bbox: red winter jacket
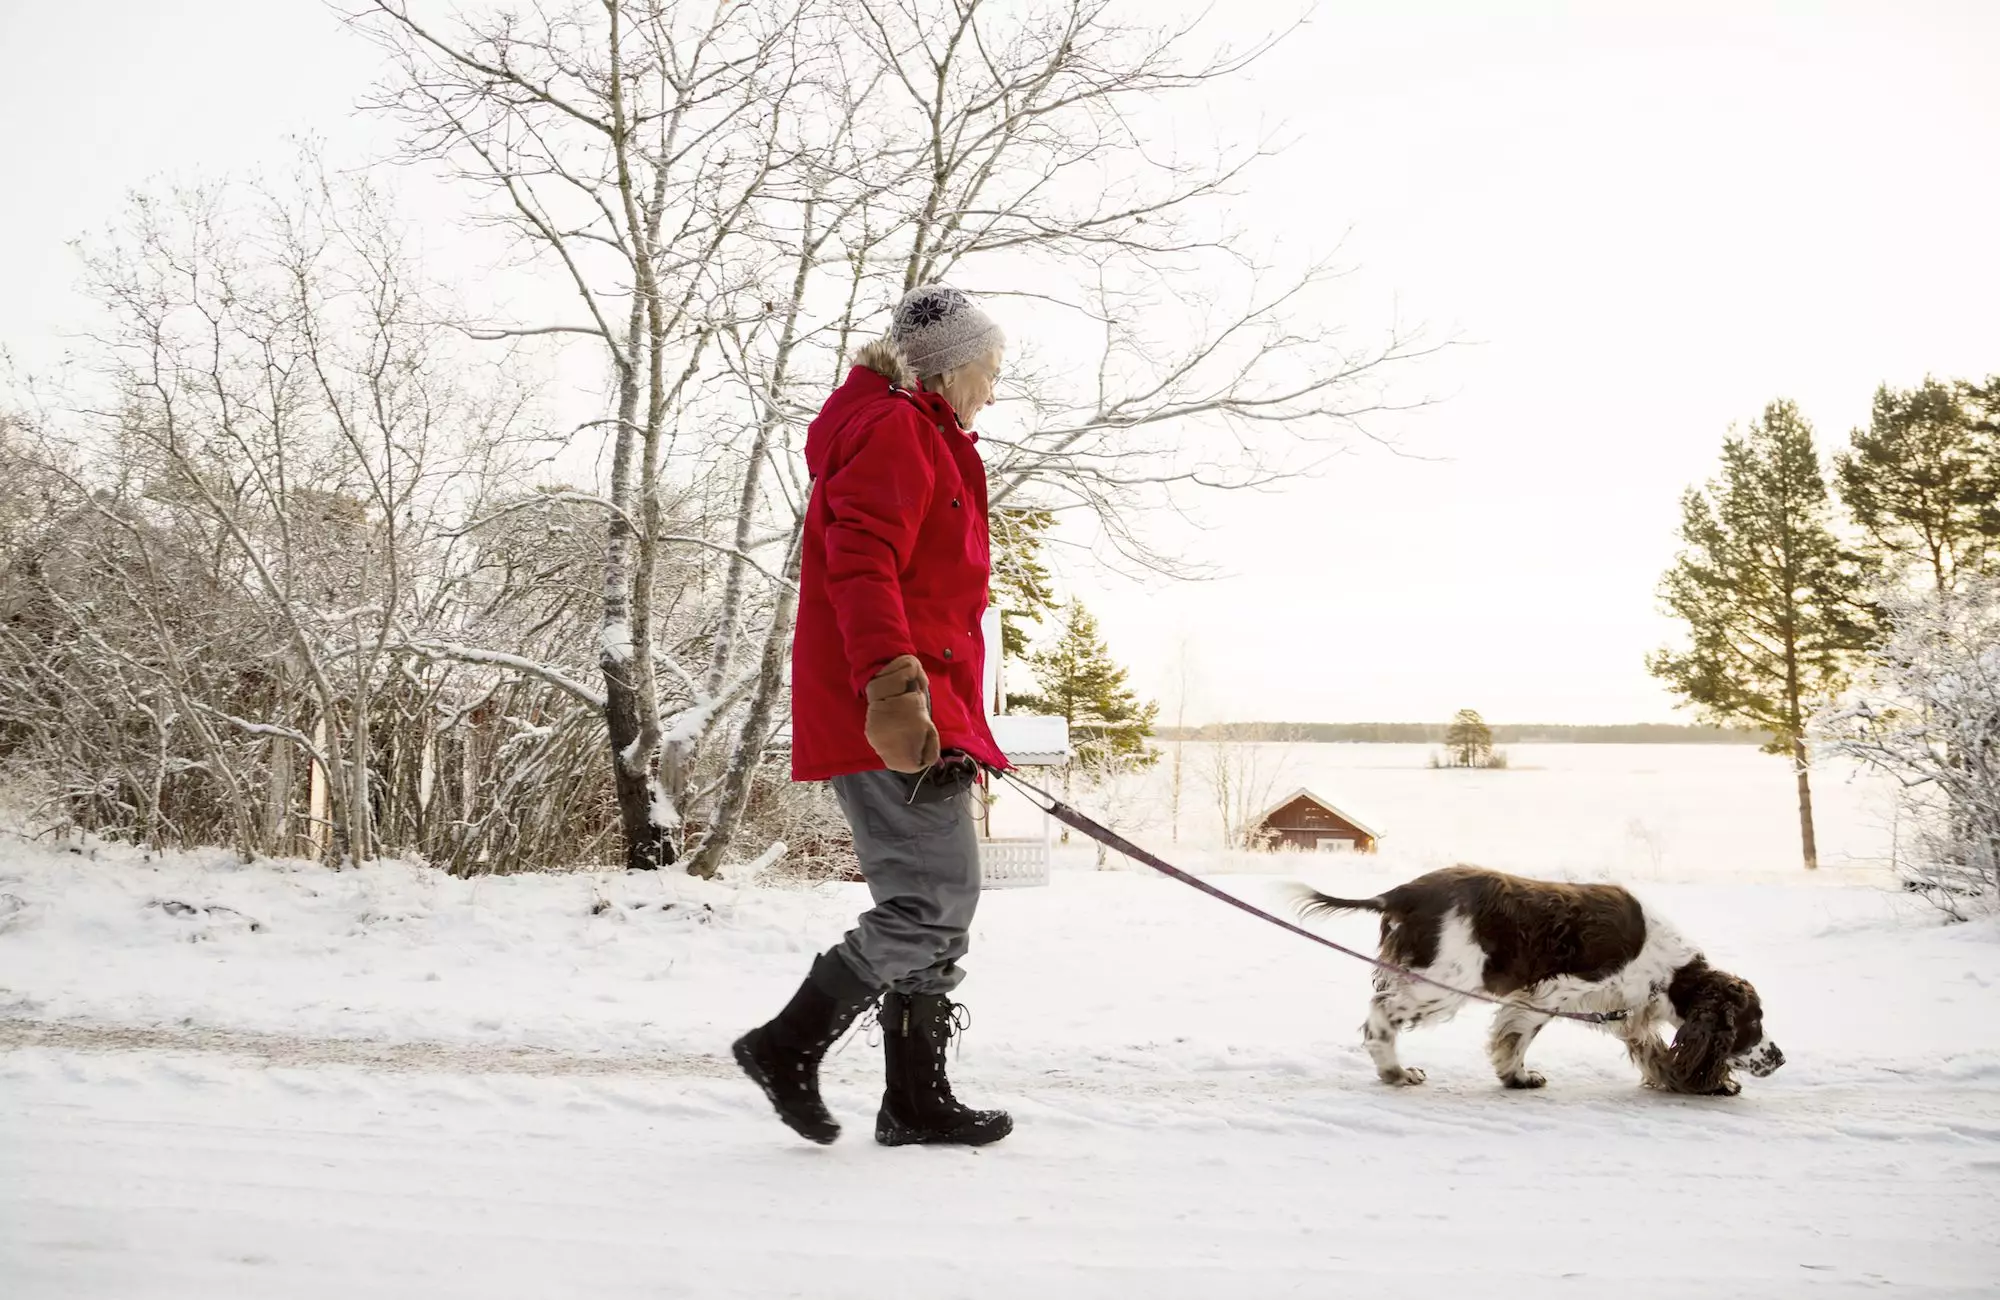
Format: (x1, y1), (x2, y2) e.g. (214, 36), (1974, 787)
(790, 338), (1006, 781)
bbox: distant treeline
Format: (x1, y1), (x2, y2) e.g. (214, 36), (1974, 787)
(1156, 723), (1771, 745)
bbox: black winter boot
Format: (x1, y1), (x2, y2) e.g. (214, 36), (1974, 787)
(733, 951), (880, 1144)
(875, 991), (1013, 1147)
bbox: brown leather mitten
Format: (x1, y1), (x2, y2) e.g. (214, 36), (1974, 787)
(864, 654), (942, 774)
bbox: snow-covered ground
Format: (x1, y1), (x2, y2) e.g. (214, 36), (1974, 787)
(3, 745), (1997, 1297)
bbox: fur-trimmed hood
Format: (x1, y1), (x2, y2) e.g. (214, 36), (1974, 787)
(804, 336), (954, 481)
(849, 335), (917, 390)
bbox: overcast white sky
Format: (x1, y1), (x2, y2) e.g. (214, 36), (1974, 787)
(3, 1), (1996, 726)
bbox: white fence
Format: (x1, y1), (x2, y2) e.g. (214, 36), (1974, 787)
(978, 837), (1050, 889)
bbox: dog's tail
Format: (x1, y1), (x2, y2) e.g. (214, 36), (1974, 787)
(1289, 883), (1386, 920)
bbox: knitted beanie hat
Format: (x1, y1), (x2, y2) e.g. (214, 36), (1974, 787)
(889, 283), (1006, 381)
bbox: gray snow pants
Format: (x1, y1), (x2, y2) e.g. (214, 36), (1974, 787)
(827, 768), (981, 996)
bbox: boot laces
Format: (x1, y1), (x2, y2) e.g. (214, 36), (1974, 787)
(831, 992), (885, 1056)
(874, 996), (973, 1059)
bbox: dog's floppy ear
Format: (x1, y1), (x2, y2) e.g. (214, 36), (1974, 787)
(1666, 1002), (1737, 1095)
(1665, 961), (1745, 1095)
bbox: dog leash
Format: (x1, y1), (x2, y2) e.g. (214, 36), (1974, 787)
(992, 768), (1628, 1027)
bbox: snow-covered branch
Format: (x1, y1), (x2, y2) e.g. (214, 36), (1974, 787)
(396, 641), (607, 710)
(1818, 577), (2000, 916)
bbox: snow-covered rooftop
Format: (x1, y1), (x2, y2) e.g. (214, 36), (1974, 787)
(1252, 786), (1381, 839)
(989, 713), (1070, 767)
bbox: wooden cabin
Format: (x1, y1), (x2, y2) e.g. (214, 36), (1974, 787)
(1251, 788), (1380, 853)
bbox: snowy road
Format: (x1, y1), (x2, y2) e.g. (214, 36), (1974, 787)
(5, 1020), (1999, 1299)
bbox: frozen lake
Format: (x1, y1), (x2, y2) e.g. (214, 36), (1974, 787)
(987, 741), (1903, 883)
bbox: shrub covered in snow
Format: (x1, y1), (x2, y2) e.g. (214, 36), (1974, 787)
(1820, 577), (2000, 917)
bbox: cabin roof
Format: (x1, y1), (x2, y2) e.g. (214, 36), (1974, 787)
(1252, 787), (1381, 840)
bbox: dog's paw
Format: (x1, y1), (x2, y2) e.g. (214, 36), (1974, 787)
(1379, 1066), (1427, 1086)
(1502, 1070), (1547, 1090)
(1708, 1078), (1742, 1098)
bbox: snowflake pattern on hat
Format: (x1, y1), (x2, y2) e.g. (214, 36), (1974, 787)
(895, 285), (972, 333)
(888, 283), (1004, 380)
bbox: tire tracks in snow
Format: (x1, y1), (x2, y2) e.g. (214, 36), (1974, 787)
(8, 1014), (1999, 1149)
(0, 1014), (1732, 1142)
(0, 1016), (1323, 1099)
(0, 1016), (735, 1079)
(0, 1014), (1687, 1120)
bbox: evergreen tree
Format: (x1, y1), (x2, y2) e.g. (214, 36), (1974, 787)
(1444, 709), (1494, 768)
(1833, 379), (1991, 595)
(1959, 374), (2000, 547)
(988, 507), (1057, 659)
(1648, 399), (1869, 869)
(1011, 600), (1160, 778)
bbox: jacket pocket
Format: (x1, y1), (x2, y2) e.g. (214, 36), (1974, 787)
(906, 617), (979, 674)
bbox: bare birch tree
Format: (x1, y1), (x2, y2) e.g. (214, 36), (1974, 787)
(346, 0), (1434, 878)
(353, 0), (818, 870)
(838, 0), (1440, 574)
(1166, 637), (1197, 843)
(1206, 734), (1292, 850)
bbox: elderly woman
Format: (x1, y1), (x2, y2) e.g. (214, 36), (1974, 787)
(733, 285), (1013, 1148)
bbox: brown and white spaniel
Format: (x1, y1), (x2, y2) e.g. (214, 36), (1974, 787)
(1296, 866), (1784, 1095)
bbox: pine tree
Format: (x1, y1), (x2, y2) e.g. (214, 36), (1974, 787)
(1011, 600), (1160, 799)
(1648, 399), (1869, 869)
(1959, 375), (2000, 548)
(1444, 709), (1494, 768)
(989, 507), (1058, 659)
(1833, 379), (1991, 595)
